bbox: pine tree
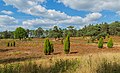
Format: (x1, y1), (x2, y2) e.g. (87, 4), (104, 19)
(44, 38), (54, 55)
(7, 42), (9, 47)
(50, 42), (54, 53)
(64, 35), (70, 54)
(98, 37), (103, 48)
(107, 38), (113, 48)
(13, 41), (16, 47)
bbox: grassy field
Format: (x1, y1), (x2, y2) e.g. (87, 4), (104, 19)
(0, 36), (120, 73)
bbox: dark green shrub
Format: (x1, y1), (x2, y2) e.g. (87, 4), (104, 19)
(61, 39), (64, 44)
(44, 38), (54, 55)
(13, 41), (15, 47)
(64, 35), (70, 54)
(28, 38), (32, 41)
(107, 38), (113, 48)
(10, 42), (12, 47)
(98, 37), (103, 48)
(7, 42), (10, 47)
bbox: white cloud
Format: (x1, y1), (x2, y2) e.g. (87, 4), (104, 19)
(83, 13), (102, 23)
(23, 13), (102, 29)
(116, 11), (120, 15)
(58, 0), (120, 12)
(3, 0), (102, 29)
(3, 0), (70, 21)
(0, 15), (18, 31)
(1, 10), (13, 15)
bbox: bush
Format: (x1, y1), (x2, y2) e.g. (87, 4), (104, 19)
(13, 41), (16, 47)
(28, 38), (32, 41)
(64, 35), (70, 54)
(7, 42), (10, 47)
(98, 37), (103, 48)
(107, 38), (113, 48)
(10, 42), (12, 47)
(44, 38), (54, 55)
(61, 39), (64, 44)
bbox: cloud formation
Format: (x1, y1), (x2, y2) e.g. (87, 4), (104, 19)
(0, 15), (18, 31)
(23, 13), (102, 29)
(1, 10), (13, 15)
(3, 0), (102, 29)
(58, 0), (120, 12)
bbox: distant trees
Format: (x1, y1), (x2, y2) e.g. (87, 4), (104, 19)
(0, 21), (120, 39)
(35, 27), (44, 38)
(67, 26), (77, 37)
(48, 26), (63, 40)
(14, 27), (27, 40)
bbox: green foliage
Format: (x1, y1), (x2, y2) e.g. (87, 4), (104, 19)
(10, 43), (12, 47)
(14, 27), (27, 40)
(64, 35), (70, 54)
(28, 38), (32, 41)
(98, 38), (103, 48)
(44, 38), (54, 55)
(107, 38), (113, 48)
(13, 41), (15, 47)
(61, 39), (64, 44)
(35, 27), (44, 38)
(7, 41), (16, 47)
(50, 42), (54, 53)
(7, 42), (10, 47)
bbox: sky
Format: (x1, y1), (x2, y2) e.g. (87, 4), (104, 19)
(0, 0), (120, 31)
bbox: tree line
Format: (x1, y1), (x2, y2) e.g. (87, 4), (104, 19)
(0, 21), (120, 40)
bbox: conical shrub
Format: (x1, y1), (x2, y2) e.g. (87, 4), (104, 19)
(13, 41), (16, 47)
(107, 38), (113, 48)
(7, 42), (10, 47)
(64, 35), (70, 54)
(44, 38), (54, 55)
(98, 37), (103, 48)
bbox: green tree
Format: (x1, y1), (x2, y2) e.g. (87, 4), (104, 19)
(98, 37), (103, 48)
(14, 27), (27, 40)
(35, 27), (44, 38)
(50, 42), (54, 53)
(67, 26), (77, 37)
(107, 38), (113, 48)
(48, 26), (63, 40)
(64, 35), (70, 54)
(44, 38), (54, 55)
(3, 30), (11, 39)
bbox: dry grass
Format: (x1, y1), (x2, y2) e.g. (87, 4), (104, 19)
(0, 36), (120, 72)
(0, 52), (120, 73)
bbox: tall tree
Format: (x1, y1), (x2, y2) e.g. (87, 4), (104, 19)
(14, 27), (27, 40)
(35, 27), (44, 38)
(3, 30), (11, 39)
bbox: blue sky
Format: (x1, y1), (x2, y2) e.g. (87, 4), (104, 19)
(0, 0), (120, 31)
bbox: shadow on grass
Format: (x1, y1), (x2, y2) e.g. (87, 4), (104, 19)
(0, 56), (42, 64)
(96, 59), (120, 73)
(70, 52), (78, 54)
(53, 52), (61, 55)
(0, 49), (13, 52)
